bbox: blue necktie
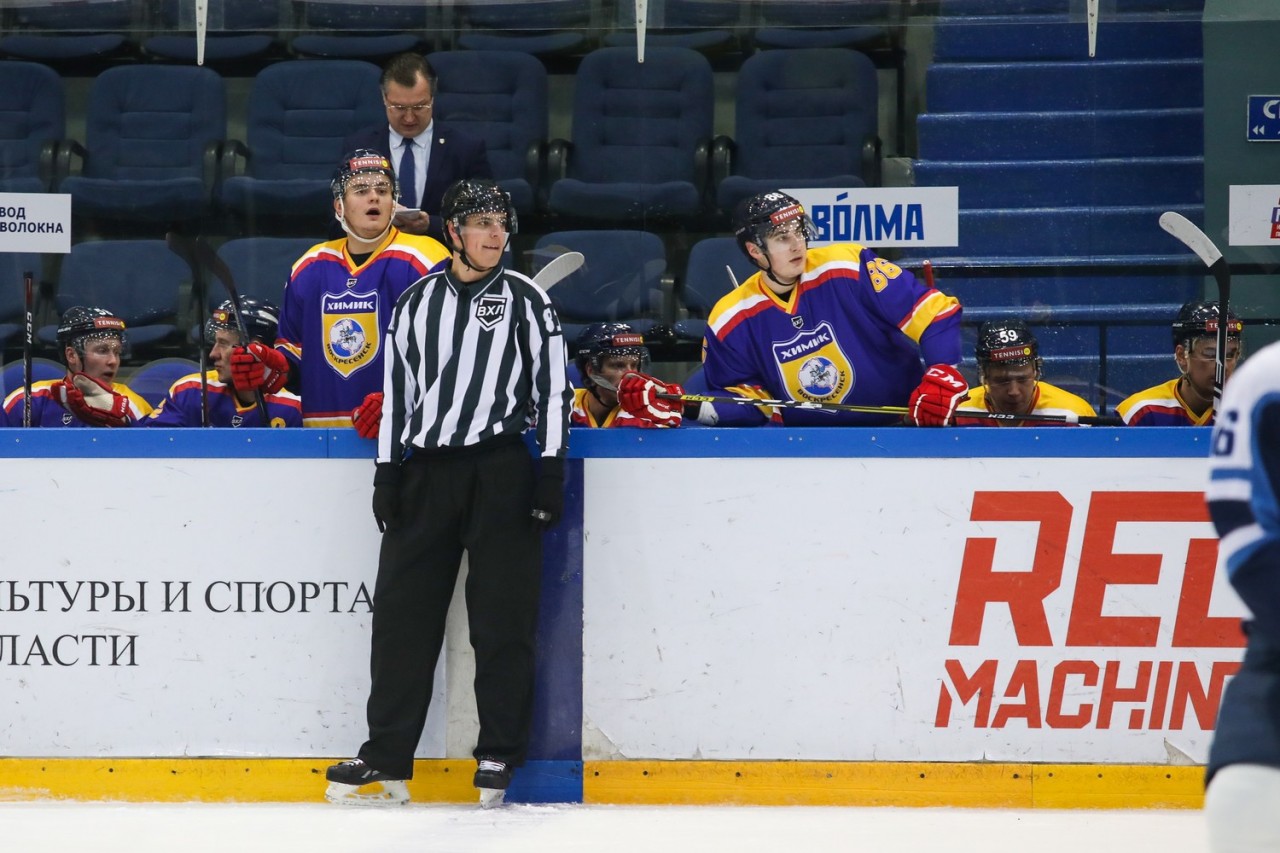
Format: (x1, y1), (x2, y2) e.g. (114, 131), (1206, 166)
(398, 138), (417, 209)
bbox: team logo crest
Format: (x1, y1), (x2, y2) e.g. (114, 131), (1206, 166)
(322, 290), (379, 378)
(771, 321), (854, 404)
(475, 293), (509, 331)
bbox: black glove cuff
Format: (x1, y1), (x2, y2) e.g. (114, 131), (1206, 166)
(373, 462), (402, 487)
(539, 456), (565, 481)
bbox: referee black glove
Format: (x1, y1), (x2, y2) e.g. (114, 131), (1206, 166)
(531, 457), (564, 530)
(372, 462), (402, 533)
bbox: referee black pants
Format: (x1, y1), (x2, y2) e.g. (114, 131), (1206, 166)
(357, 438), (541, 779)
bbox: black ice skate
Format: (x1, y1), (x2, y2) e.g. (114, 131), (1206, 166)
(324, 758), (409, 806)
(473, 758), (512, 809)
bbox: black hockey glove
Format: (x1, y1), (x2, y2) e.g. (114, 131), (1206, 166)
(531, 457), (565, 530)
(372, 462), (402, 533)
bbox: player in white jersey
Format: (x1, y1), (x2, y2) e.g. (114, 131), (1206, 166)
(1204, 339), (1280, 852)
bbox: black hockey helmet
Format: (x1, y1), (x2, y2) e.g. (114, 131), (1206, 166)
(1171, 300), (1242, 348)
(732, 191), (817, 257)
(57, 306), (127, 358)
(976, 319), (1041, 372)
(331, 148), (398, 201)
(205, 296), (280, 346)
(574, 322), (650, 386)
(439, 178), (517, 253)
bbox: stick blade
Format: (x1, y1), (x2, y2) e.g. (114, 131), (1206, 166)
(532, 251), (585, 290)
(1158, 211), (1223, 268)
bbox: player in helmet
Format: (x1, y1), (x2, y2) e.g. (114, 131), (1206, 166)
(265, 148), (450, 429)
(1, 306), (151, 427)
(326, 176), (571, 808)
(571, 323), (686, 428)
(1116, 299), (1243, 426)
(339, 53), (494, 244)
(145, 296), (301, 428)
(697, 190), (965, 427)
(954, 320), (1096, 426)
(1203, 338), (1280, 852)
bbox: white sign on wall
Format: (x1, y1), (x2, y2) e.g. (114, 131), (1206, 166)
(780, 187), (960, 248)
(0, 457), (446, 758)
(0, 193), (71, 254)
(1228, 184), (1280, 246)
(582, 456), (1243, 765)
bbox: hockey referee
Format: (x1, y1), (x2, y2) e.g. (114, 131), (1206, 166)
(325, 178), (571, 808)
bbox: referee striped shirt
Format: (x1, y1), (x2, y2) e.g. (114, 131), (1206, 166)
(376, 263), (571, 464)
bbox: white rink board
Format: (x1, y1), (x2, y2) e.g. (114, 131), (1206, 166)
(0, 458), (445, 758)
(582, 457), (1246, 763)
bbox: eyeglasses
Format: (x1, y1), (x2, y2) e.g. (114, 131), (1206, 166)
(384, 101), (432, 115)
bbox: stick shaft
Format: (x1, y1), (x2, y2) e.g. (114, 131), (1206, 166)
(22, 271), (33, 427)
(660, 392), (1122, 426)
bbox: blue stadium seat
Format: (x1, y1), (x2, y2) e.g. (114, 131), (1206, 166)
(0, 357), (65, 404)
(546, 47), (714, 223)
(290, 2), (427, 61)
(38, 240), (191, 356)
(604, 0), (745, 54)
(752, 0), (896, 50)
(58, 66), (226, 226)
(210, 237), (316, 311)
(531, 230), (670, 342)
(0, 0), (132, 64)
(143, 0), (279, 64)
(453, 0), (589, 57)
(713, 48), (880, 215)
(427, 50), (548, 216)
(0, 61), (63, 194)
(219, 60), (384, 229)
(672, 236), (758, 343)
(127, 358), (201, 407)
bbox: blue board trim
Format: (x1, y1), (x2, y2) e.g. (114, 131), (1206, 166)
(0, 426), (1211, 459)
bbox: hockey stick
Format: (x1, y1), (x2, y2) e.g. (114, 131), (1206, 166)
(22, 270), (33, 427)
(658, 391), (1124, 426)
(189, 236), (271, 424)
(164, 232), (211, 426)
(1158, 211), (1231, 411)
(532, 251), (585, 290)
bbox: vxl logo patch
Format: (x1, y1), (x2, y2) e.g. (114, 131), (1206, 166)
(475, 294), (509, 330)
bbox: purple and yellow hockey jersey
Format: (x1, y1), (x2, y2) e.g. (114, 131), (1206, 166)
(276, 228), (449, 427)
(144, 371), (302, 428)
(570, 386), (669, 428)
(1117, 378), (1212, 426)
(956, 381), (1096, 426)
(702, 243), (962, 425)
(1, 379), (152, 427)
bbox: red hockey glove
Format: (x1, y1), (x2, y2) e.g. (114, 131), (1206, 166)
(230, 343), (288, 394)
(352, 391), (383, 439)
(617, 372), (684, 428)
(56, 373), (134, 427)
(908, 364), (969, 427)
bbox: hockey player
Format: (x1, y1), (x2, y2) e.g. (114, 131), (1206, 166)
(954, 320), (1096, 426)
(325, 178), (571, 808)
(145, 297), (301, 428)
(572, 323), (686, 428)
(243, 149), (450, 428)
(1117, 300), (1242, 426)
(2, 306), (150, 427)
(1203, 338), (1280, 852)
(697, 191), (966, 427)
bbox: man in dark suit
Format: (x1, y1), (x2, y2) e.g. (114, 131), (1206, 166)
(341, 53), (493, 245)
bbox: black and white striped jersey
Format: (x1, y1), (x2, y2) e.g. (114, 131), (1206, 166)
(376, 264), (571, 463)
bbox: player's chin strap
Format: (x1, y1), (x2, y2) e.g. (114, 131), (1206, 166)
(334, 202), (393, 248)
(455, 228), (510, 276)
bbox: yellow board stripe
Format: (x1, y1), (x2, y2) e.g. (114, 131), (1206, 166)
(583, 761), (1204, 810)
(0, 759), (1204, 809)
